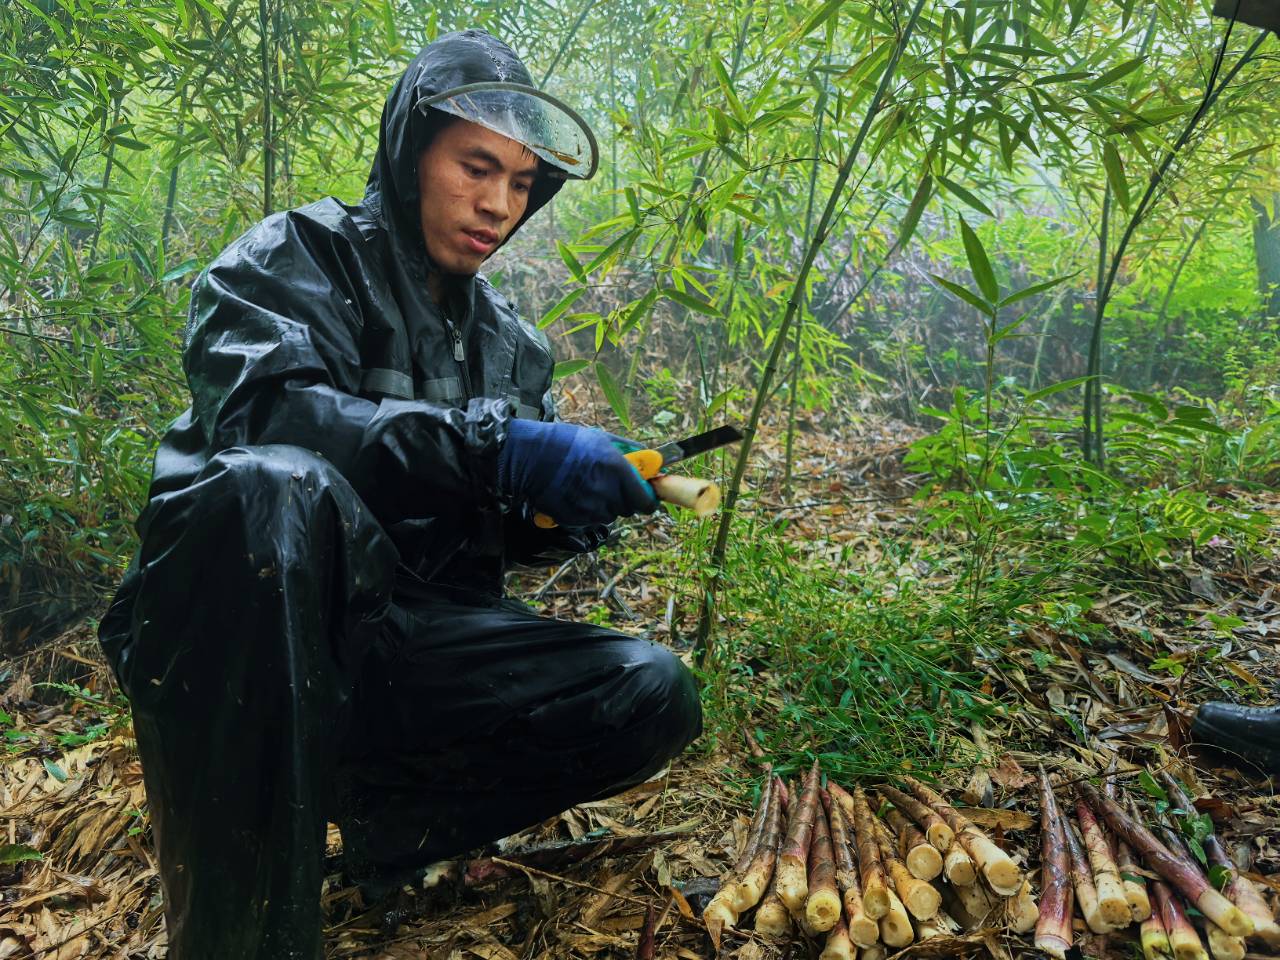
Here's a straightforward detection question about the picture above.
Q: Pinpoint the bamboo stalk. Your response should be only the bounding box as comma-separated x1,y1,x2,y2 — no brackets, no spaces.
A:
903,777,1022,895
1066,819,1115,934
881,800,943,881
1036,768,1075,960
777,761,820,913
826,790,878,946
1143,902,1175,960
819,915,856,960
806,796,843,933
1155,879,1210,960
1077,796,1134,927
1159,773,1280,946
880,887,915,948
878,783,955,850
1081,784,1254,938
872,815,941,920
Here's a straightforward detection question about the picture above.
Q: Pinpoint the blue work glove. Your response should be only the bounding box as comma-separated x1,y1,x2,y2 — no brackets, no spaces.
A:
498,420,659,526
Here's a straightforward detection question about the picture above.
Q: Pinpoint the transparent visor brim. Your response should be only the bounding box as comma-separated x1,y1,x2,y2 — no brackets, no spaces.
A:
418,83,598,180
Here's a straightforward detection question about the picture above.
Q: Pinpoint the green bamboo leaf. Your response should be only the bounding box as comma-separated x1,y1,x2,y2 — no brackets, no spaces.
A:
161,258,199,282
891,174,932,253
625,186,641,225
998,273,1077,309
1102,142,1130,212
537,288,586,330
1026,375,1093,402
937,175,994,217
959,217,998,302
594,361,631,431
552,358,590,381
662,286,721,317
931,274,991,314
1090,58,1144,89
556,241,585,282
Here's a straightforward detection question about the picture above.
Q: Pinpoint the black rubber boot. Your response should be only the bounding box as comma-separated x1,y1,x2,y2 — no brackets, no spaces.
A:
1190,702,1280,775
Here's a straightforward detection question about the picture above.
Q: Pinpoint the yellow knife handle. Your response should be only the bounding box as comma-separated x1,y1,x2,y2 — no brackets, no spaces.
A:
533,449,665,528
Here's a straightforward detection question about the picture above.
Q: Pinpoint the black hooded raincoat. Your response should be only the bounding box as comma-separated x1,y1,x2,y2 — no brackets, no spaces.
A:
97,30,700,960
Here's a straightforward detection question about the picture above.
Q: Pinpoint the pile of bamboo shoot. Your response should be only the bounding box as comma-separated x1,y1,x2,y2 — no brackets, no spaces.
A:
703,764,1034,955
1035,767,1280,960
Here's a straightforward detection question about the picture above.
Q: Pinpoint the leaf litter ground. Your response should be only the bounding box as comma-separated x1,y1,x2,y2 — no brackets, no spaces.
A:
1,408,1277,959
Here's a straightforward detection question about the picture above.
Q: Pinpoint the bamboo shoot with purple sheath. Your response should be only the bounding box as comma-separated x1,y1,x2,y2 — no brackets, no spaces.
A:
1154,879,1210,960
1077,796,1134,927
1036,768,1075,960
734,776,785,913
819,915,856,960
903,776,1022,895
872,815,941,921
878,783,955,850
1105,773,1152,922
805,796,843,933
1159,772,1280,946
1066,819,1114,934
1142,903,1175,960
1081,784,1254,938
880,887,915,948
881,800,944,881
831,783,890,919
777,761,821,913
826,789,878,946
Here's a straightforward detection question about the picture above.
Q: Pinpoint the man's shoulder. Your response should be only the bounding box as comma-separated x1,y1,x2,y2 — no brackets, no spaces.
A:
208,198,369,273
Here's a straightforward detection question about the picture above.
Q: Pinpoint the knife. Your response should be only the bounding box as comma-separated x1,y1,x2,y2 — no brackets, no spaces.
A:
533,424,743,528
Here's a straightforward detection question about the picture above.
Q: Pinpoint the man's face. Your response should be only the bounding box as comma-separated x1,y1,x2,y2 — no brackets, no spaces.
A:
416,118,539,275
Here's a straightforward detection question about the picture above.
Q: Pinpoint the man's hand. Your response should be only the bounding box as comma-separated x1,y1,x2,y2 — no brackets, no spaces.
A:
499,420,659,526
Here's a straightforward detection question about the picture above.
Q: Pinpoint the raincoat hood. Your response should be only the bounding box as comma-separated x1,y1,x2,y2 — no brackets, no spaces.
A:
365,29,597,262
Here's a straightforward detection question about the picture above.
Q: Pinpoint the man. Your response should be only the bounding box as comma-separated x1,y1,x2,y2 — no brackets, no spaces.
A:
97,29,702,959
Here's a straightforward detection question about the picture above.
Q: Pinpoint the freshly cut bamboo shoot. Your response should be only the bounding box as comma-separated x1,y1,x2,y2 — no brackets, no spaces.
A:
881,801,944,881
879,887,915,948
903,776,1022,896
1105,773,1152,922
1066,819,1114,934
735,775,785,913
649,474,720,515
826,791,878,947
1154,880,1209,960
704,776,775,934
819,915,856,960
878,783,955,851
805,798,843,933
755,890,793,938
1036,768,1075,960
1081,784,1254,938
949,875,997,927
1142,904,1174,960
833,784,889,919
1205,921,1246,960
1007,879,1040,934
915,911,961,940
1077,796,1134,928
1159,773,1280,946
871,816,941,921
943,836,978,886
862,944,888,960
777,761,821,913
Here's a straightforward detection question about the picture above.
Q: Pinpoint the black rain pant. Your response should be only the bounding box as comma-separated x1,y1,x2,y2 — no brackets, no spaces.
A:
103,444,702,960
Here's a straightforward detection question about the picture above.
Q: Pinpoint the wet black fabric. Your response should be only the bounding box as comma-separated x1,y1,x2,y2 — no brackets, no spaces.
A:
96,28,702,960
108,445,701,959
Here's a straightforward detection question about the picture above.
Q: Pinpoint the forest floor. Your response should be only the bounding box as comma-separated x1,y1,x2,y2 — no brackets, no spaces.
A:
1,405,1278,960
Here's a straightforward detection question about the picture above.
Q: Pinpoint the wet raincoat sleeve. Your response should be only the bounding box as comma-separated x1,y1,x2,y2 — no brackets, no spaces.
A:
183,209,512,521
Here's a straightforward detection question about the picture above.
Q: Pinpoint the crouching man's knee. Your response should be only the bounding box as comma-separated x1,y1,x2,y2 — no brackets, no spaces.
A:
610,638,702,780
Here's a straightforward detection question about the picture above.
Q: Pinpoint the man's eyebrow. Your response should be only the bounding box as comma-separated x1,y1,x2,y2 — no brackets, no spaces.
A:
463,146,538,178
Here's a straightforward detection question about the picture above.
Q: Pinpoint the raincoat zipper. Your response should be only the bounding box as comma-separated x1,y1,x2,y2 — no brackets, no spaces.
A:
443,313,473,401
